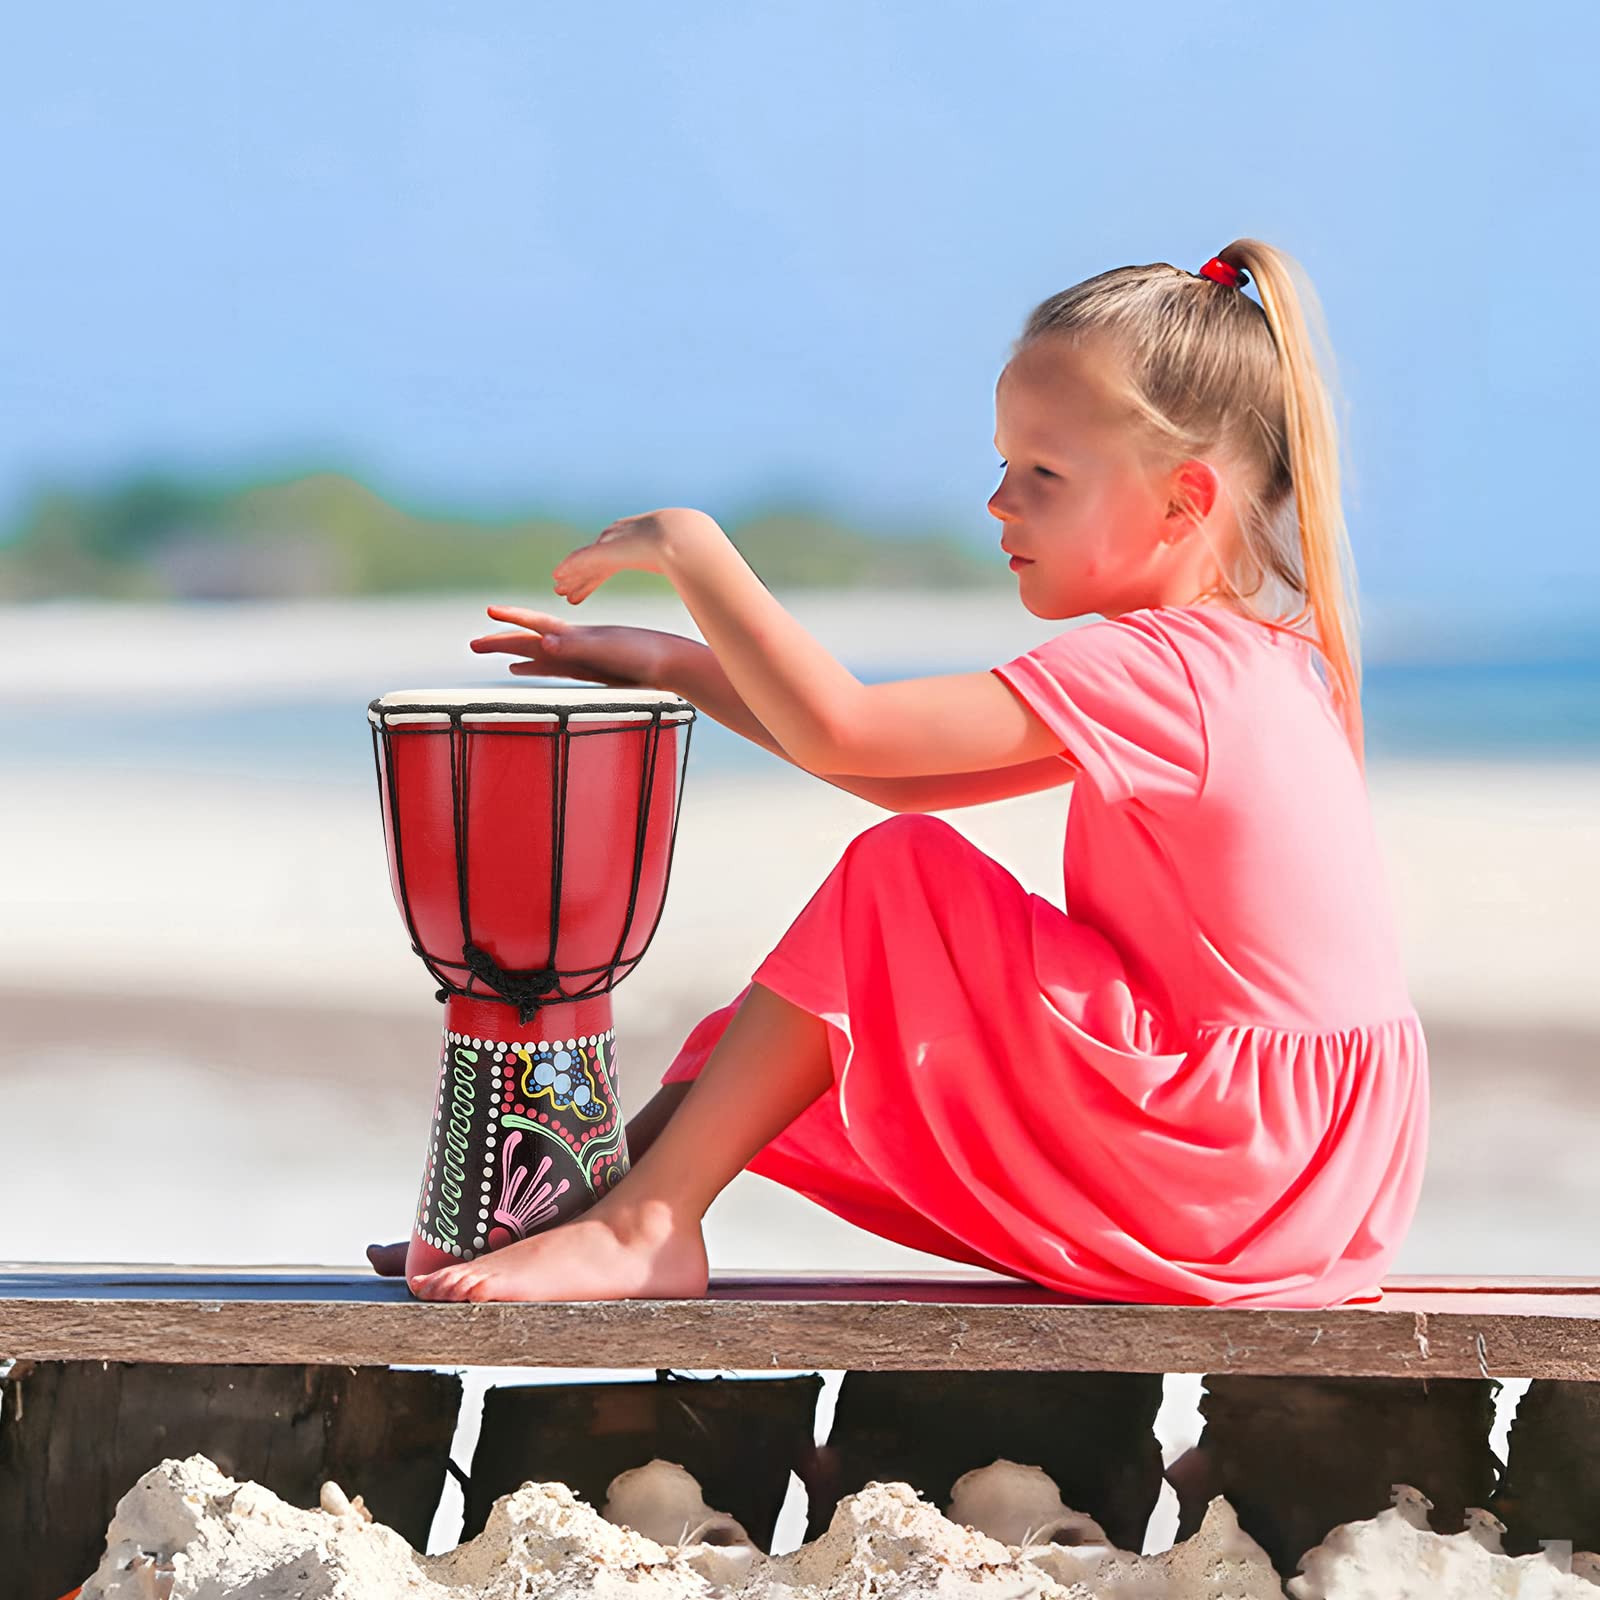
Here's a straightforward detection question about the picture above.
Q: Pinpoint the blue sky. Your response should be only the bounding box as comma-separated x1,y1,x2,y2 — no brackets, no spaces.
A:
2,2,1594,610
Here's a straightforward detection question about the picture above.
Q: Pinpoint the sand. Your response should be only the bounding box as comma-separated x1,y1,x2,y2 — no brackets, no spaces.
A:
3,753,1596,1025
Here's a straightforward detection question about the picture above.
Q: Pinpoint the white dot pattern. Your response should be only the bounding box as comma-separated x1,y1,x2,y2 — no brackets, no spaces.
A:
417,1027,618,1258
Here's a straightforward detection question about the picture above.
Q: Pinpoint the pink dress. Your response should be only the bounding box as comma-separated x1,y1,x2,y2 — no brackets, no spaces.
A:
660,602,1429,1309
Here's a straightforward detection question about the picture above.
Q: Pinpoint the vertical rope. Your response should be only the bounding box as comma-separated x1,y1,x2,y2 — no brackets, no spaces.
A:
622,710,696,984
449,710,477,997
369,698,694,1015
603,707,663,987
544,710,570,1014
372,717,454,1001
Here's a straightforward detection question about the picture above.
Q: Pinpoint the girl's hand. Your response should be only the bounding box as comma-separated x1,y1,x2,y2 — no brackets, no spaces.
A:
550,507,721,605
470,606,688,690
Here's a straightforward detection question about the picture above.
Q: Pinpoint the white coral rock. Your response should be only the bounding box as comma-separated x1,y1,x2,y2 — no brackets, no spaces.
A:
81,1453,1600,1600
766,1479,1078,1596
603,1459,753,1550
320,1480,376,1524
1389,1483,1435,1530
1066,1495,1283,1599
1288,1482,1600,1599
946,1459,1110,1554
79,1453,448,1599
601,1459,759,1589
1570,1549,1600,1584
426,1477,718,1597
1462,1506,1508,1554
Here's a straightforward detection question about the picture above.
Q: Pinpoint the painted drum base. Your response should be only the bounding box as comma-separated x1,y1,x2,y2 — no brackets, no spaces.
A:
406,994,630,1279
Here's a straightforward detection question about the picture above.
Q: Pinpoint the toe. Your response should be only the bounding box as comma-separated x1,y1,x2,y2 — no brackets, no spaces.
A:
412,1264,488,1302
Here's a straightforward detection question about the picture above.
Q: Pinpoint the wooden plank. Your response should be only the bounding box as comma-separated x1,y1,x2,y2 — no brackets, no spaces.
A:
810,1371,1164,1550
1169,1374,1500,1580
464,1375,822,1550
1491,1379,1600,1556
5,1269,1600,1377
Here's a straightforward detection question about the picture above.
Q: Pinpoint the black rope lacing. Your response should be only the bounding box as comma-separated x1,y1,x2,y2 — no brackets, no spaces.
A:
369,697,695,1025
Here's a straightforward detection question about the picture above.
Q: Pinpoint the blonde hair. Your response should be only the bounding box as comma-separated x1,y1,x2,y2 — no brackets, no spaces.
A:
1013,239,1366,775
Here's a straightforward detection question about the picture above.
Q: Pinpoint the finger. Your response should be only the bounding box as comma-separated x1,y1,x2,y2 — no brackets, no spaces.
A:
509,662,602,683
485,605,561,628
471,632,551,656
553,545,603,579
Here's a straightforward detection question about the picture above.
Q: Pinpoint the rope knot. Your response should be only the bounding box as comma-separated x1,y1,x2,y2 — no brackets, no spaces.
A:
462,942,563,1024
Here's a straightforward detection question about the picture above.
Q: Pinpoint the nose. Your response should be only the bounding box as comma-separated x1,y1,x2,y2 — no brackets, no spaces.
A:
987,488,1013,523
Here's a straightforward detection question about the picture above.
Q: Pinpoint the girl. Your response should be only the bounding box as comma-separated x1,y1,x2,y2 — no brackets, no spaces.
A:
369,237,1428,1311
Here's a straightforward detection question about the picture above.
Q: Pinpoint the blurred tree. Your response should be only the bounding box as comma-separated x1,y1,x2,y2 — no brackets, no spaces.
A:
0,468,1001,600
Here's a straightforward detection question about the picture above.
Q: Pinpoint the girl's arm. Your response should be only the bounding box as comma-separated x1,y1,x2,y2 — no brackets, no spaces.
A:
546,509,1069,778
664,636,1077,813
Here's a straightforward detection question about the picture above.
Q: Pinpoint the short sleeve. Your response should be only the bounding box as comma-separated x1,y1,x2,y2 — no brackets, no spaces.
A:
990,610,1208,810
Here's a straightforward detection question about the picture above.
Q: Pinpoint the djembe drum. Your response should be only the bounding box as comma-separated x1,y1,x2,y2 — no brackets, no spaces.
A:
368,687,696,1279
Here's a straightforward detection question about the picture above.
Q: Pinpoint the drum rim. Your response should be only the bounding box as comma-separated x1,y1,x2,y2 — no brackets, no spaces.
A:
367,685,695,725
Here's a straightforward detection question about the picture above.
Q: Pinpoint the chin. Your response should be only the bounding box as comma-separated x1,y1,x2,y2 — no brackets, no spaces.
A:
1020,586,1078,622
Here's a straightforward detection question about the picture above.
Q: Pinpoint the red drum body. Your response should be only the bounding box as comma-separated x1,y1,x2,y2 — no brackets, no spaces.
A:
368,688,695,1279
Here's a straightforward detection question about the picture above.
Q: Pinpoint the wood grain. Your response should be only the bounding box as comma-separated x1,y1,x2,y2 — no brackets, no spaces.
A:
5,1269,1600,1377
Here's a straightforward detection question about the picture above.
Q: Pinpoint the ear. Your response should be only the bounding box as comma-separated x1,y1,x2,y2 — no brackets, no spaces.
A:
1163,459,1222,536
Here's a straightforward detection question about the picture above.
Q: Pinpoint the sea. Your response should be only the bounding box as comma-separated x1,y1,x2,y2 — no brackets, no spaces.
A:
4,652,1598,781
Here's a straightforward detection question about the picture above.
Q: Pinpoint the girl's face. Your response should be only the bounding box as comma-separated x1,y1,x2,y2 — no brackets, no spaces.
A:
988,335,1227,620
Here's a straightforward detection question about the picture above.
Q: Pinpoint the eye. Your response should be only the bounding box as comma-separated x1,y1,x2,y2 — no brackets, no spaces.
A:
1034,466,1056,479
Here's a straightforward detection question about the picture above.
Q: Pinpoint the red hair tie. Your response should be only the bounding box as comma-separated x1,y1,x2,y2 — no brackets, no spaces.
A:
1198,256,1248,289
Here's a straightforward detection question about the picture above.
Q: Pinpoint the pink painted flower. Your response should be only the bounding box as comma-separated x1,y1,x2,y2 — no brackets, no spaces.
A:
493,1130,569,1237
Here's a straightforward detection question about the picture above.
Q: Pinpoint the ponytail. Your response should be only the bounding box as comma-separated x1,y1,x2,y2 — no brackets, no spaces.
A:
1220,239,1366,774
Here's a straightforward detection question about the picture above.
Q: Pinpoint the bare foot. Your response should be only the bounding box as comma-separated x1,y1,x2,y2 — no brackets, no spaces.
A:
407,1196,708,1303
370,1085,688,1284
366,1241,408,1277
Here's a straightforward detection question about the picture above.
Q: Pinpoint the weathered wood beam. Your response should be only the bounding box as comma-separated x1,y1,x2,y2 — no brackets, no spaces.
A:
802,1370,1164,1550
463,1373,822,1550
1168,1374,1499,1580
1490,1379,1600,1557
5,1270,1600,1378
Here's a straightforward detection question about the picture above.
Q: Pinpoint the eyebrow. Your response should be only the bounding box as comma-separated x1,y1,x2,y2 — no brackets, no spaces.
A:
993,434,1071,468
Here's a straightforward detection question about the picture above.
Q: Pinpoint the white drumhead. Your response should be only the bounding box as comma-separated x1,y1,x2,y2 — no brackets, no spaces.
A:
368,685,695,727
